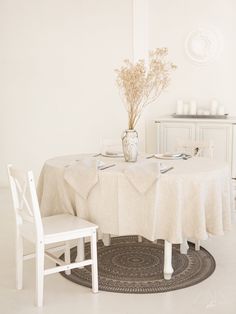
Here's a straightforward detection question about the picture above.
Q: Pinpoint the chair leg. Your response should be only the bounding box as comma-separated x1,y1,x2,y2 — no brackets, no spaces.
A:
75,238,85,269
90,230,98,293
65,241,71,275
16,233,23,290
102,233,111,246
76,238,85,261
180,238,189,254
35,243,44,307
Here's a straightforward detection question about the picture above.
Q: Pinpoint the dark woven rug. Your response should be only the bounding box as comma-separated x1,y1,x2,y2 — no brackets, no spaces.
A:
60,235,215,293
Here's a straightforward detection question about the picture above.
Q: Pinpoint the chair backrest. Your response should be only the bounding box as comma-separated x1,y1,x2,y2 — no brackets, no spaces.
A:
100,139,123,155
175,139,214,158
7,165,43,241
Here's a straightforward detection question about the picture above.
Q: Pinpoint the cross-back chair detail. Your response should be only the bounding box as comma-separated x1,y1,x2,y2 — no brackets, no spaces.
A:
9,167,39,224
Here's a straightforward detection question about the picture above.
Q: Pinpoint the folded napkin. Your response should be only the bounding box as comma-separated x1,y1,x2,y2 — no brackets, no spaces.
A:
124,160,160,194
64,158,98,199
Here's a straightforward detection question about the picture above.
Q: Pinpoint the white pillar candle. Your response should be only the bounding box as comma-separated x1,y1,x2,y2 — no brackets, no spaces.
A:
183,104,189,115
218,105,225,115
176,100,183,114
210,100,218,115
189,100,197,115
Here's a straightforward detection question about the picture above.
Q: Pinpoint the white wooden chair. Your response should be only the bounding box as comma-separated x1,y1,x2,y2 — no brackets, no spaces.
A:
7,164,98,307
176,139,214,159
175,139,214,253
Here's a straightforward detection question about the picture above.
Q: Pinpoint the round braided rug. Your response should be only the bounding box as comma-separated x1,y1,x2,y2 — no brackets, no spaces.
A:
60,236,215,293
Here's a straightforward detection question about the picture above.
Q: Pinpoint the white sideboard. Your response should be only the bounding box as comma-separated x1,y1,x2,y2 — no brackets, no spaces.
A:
155,116,236,179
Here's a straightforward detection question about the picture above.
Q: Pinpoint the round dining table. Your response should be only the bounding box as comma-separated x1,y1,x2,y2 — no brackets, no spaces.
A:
37,154,232,279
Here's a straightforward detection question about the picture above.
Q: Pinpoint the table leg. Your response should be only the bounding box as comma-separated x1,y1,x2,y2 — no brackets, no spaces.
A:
195,240,200,251
75,238,85,267
164,240,173,280
102,233,111,246
180,239,189,254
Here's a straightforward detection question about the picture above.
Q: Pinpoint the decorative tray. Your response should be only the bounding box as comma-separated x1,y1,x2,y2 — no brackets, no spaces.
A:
172,113,228,119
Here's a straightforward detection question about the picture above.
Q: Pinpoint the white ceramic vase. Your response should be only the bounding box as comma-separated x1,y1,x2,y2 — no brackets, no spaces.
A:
121,129,138,162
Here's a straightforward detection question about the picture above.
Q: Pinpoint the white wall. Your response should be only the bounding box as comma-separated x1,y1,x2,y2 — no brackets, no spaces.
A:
0,0,133,186
0,0,235,185
146,0,235,151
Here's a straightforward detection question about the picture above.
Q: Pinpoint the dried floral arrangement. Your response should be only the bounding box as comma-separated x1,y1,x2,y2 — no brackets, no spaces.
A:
115,48,177,130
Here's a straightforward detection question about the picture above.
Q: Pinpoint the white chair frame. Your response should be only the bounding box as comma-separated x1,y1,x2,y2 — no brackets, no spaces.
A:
7,165,98,307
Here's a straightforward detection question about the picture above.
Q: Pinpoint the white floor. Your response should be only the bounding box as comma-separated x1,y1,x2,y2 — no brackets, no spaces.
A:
1,187,236,314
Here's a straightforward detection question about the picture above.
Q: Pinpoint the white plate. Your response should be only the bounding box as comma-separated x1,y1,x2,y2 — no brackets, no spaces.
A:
155,154,183,160
101,153,124,158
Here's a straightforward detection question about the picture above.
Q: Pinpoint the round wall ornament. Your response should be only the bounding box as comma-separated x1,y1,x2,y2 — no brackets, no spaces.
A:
185,27,223,64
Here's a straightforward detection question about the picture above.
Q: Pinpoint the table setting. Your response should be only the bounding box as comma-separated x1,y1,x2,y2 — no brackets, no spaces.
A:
38,153,232,243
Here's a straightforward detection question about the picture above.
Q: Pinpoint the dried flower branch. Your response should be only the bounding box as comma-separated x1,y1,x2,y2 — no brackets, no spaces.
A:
115,48,177,129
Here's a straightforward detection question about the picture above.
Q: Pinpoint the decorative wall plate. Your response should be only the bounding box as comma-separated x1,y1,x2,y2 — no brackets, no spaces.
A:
185,27,222,64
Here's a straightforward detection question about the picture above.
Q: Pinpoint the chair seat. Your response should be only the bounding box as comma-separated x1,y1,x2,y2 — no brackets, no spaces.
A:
20,214,97,244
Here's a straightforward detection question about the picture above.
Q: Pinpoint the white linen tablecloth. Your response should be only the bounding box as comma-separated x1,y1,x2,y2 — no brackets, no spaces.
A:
37,154,232,243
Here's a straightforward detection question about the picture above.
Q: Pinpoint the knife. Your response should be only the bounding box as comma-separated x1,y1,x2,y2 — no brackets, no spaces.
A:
99,164,116,170
161,166,174,174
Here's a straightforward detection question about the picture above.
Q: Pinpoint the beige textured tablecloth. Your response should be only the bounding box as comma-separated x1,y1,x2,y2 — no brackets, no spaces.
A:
37,154,232,243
